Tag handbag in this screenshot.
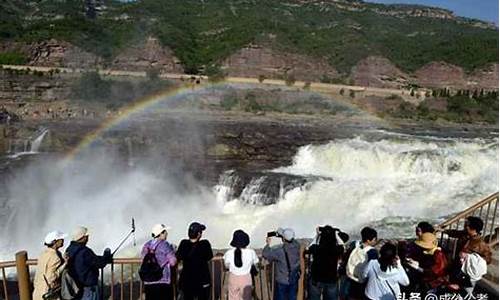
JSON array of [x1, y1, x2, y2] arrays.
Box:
[[42, 275, 61, 300]]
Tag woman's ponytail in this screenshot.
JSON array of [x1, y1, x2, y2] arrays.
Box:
[[234, 248, 243, 267]]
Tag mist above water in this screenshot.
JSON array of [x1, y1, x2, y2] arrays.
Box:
[[0, 132, 497, 260]]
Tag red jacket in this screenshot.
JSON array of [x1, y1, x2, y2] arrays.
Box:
[[423, 249, 448, 288]]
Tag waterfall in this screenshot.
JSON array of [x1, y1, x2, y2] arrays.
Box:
[[214, 137, 497, 239], [7, 128, 48, 158], [215, 169, 324, 205], [30, 128, 48, 153]]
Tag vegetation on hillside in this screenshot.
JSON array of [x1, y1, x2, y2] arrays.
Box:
[[390, 90, 499, 124], [175, 87, 356, 116], [0, 0, 498, 75]]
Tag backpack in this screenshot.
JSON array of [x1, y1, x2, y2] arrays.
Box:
[[346, 241, 372, 282], [139, 242, 163, 282], [60, 269, 81, 300], [61, 247, 85, 300]]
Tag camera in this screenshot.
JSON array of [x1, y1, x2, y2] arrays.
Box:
[[267, 231, 281, 238]]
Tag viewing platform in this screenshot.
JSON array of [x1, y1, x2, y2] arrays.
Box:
[[0, 193, 498, 300]]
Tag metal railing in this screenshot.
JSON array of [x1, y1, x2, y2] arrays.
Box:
[[1, 248, 308, 300], [437, 192, 499, 259], [104, 256, 276, 300], [2, 193, 497, 300]]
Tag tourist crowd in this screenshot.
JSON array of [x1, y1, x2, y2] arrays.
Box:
[[32, 216, 492, 300]]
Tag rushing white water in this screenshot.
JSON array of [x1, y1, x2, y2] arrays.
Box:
[[0, 135, 497, 260], [271, 137, 498, 237]]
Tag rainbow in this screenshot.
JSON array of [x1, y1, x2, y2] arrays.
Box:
[[65, 83, 211, 160]]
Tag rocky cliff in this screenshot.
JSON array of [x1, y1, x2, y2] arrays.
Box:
[[414, 61, 467, 89], [0, 37, 184, 73], [468, 64, 499, 90], [27, 39, 102, 69], [350, 57, 498, 91], [350, 56, 409, 89], [221, 44, 339, 81], [111, 37, 184, 73], [0, 69, 72, 103]]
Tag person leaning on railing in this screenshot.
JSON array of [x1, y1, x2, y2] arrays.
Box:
[[33, 230, 68, 300], [441, 216, 492, 264], [442, 216, 492, 295]]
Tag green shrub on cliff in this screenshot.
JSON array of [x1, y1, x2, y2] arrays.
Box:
[[221, 94, 239, 111], [0, 52, 26, 65], [205, 64, 226, 83], [389, 92, 498, 123]]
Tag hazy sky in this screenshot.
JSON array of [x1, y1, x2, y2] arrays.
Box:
[[367, 0, 498, 24]]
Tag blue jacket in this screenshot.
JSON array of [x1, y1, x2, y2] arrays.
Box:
[[66, 241, 111, 287]]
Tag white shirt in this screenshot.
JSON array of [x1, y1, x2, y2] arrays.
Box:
[[362, 259, 409, 300], [223, 248, 259, 276]]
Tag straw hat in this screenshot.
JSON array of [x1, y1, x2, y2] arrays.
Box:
[[415, 232, 438, 250]]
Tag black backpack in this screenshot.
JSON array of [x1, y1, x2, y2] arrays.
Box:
[[139, 242, 163, 282]]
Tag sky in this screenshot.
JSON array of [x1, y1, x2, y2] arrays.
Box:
[[367, 0, 498, 24]]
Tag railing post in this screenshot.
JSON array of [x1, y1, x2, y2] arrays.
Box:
[[15, 251, 31, 300], [297, 245, 305, 300]]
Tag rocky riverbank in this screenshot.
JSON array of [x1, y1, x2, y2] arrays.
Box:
[[1, 109, 497, 186]]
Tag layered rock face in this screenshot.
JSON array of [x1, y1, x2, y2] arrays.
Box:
[[414, 61, 467, 89], [1, 38, 497, 91], [110, 37, 184, 73], [222, 44, 339, 81], [414, 61, 499, 90], [0, 37, 184, 73], [350, 56, 409, 89], [0, 70, 72, 103], [351, 58, 498, 91], [468, 64, 499, 90], [27, 39, 102, 68]]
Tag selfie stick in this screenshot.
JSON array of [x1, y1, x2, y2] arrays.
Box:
[[113, 218, 136, 256], [104, 219, 135, 300]]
